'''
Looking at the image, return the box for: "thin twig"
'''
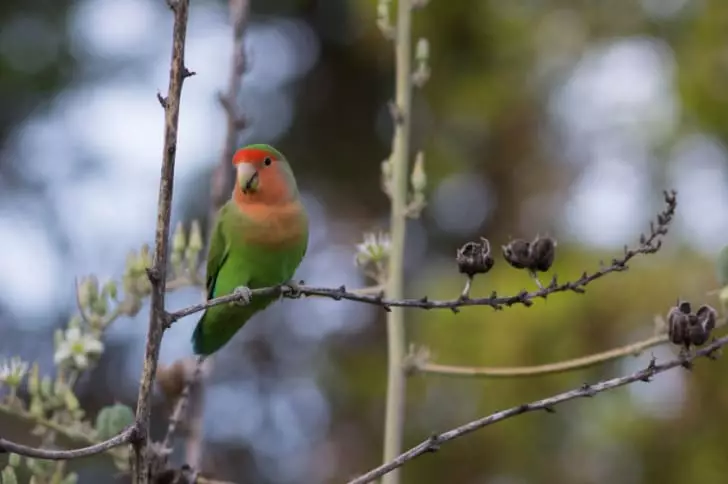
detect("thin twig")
[167,190,675,323]
[161,358,204,452]
[415,334,669,378]
[132,0,192,482]
[0,426,134,461]
[210,0,249,215]
[348,334,728,484]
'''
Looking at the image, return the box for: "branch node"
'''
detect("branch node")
[157,92,168,108]
[425,433,441,452]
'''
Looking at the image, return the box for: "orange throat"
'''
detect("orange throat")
[232,191,306,247]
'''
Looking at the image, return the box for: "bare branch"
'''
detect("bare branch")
[161,357,204,452]
[167,189,676,324]
[348,333,728,484]
[0,426,134,460]
[132,0,192,482]
[413,334,669,378]
[210,0,250,215]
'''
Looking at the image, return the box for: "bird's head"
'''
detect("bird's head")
[231,144,298,205]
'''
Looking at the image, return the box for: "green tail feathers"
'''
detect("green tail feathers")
[191,317,209,356]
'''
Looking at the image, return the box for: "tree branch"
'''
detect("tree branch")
[412,334,669,378]
[166,190,676,323]
[132,0,192,482]
[210,0,249,215]
[348,334,728,484]
[0,426,134,461]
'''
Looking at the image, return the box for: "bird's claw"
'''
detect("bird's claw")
[231,286,253,306]
[282,280,303,299]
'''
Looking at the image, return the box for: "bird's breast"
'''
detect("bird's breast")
[236,201,308,248]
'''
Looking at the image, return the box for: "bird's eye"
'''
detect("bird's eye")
[263,157,272,166]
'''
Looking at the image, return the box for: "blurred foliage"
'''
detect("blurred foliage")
[0,223,203,482]
[1,0,728,483]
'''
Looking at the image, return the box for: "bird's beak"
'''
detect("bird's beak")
[237,163,259,194]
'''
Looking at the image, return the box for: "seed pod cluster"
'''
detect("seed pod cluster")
[502,235,557,273]
[667,301,717,350]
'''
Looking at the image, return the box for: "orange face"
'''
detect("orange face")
[232,147,293,206]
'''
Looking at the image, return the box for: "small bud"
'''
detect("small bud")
[91,297,108,317]
[77,276,98,309]
[172,221,187,253]
[456,238,495,277]
[529,235,556,272]
[29,396,44,418]
[410,152,427,193]
[8,452,21,467]
[28,363,40,396]
[416,38,429,61]
[103,280,118,300]
[40,376,52,397]
[381,159,393,196]
[63,389,80,412]
[1,466,18,484]
[355,232,392,267]
[136,244,152,273]
[124,250,137,277]
[502,239,531,270]
[376,0,394,39]
[188,220,203,252]
[126,296,142,317]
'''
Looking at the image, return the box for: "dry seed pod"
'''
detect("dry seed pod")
[502,239,531,270]
[456,238,495,277]
[529,235,556,272]
[667,304,690,347]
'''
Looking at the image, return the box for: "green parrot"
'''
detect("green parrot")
[192,144,309,356]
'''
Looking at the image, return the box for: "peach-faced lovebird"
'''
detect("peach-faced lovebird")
[192,144,309,356]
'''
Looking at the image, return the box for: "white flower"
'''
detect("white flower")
[355,231,392,267]
[0,357,29,387]
[54,327,104,369]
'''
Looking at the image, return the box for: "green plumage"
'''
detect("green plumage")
[191,149,308,356]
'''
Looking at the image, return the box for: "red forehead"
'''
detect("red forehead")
[232,147,275,165]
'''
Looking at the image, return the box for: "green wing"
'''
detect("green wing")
[204,203,231,300]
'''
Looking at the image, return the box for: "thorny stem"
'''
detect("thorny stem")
[166,190,676,322]
[382,0,414,482]
[132,0,191,482]
[348,333,728,484]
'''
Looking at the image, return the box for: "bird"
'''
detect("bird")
[191,144,309,356]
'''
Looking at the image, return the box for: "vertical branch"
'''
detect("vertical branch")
[382,0,414,482]
[132,0,192,483]
[211,0,249,219]
[185,0,250,473]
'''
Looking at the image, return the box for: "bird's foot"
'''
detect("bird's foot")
[230,286,253,307]
[282,280,303,298]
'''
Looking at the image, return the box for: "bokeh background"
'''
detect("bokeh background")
[1,0,728,482]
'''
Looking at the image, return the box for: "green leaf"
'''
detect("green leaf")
[95,403,135,441]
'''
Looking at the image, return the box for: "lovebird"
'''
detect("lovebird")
[192,144,309,356]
